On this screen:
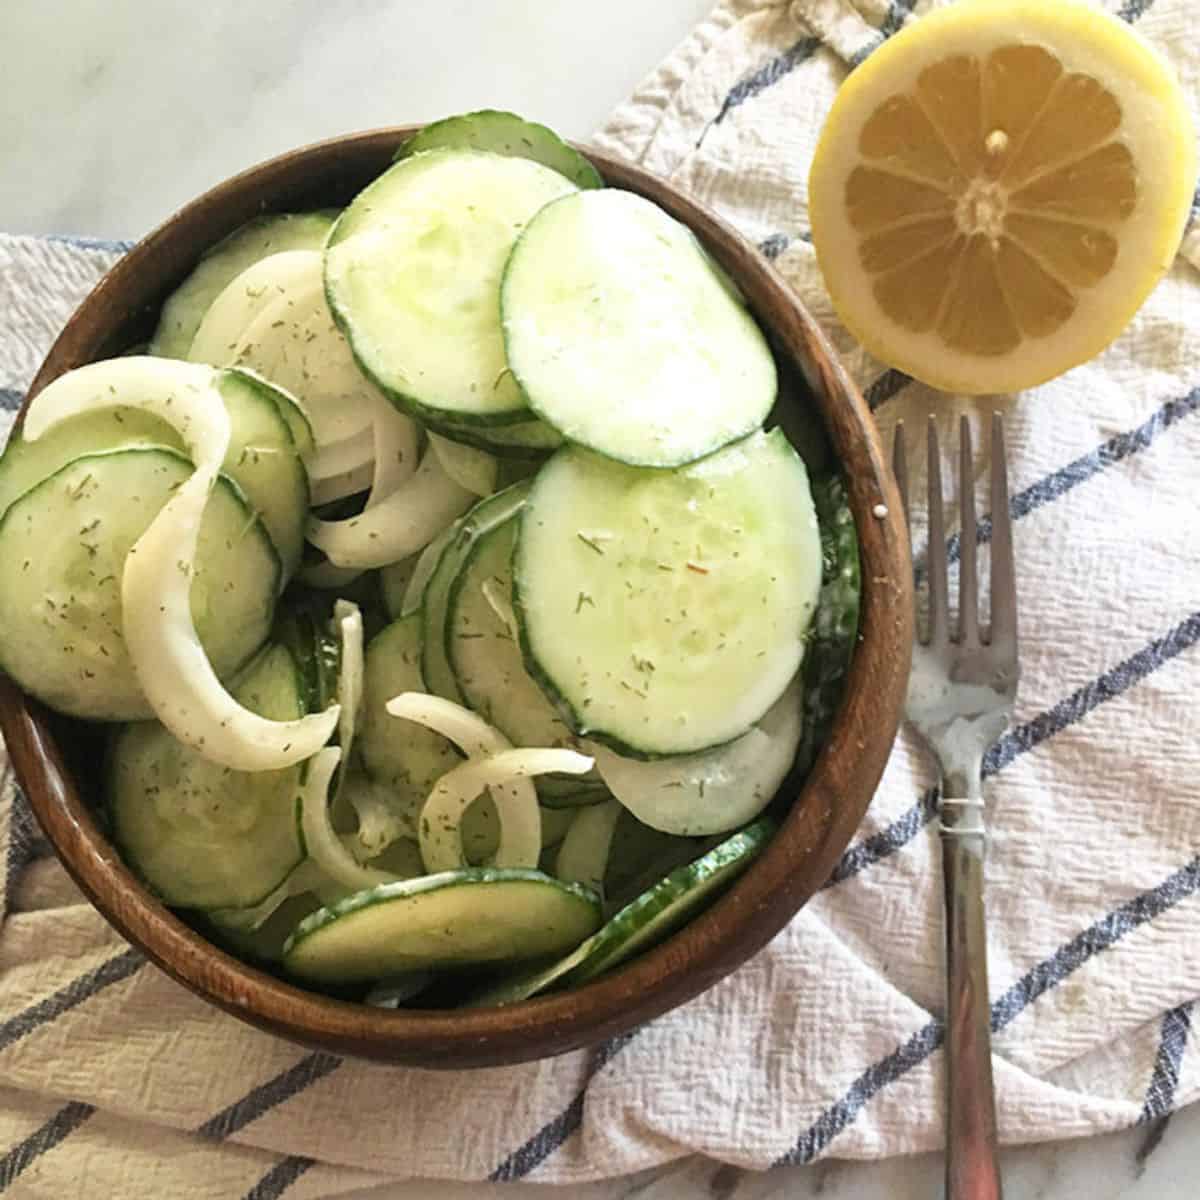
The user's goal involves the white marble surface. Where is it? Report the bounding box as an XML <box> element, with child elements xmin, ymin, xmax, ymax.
<box><xmin>0</xmin><ymin>0</ymin><xmax>712</xmax><ymax>240</ymax></box>
<box><xmin>1</xmin><ymin>1</ymin><xmax>1196</xmax><ymax>1195</ymax></box>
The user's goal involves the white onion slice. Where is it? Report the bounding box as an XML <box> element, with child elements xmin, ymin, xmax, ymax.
<box><xmin>308</xmin><ymin>460</ymin><xmax>375</xmax><ymax>507</ymax></box>
<box><xmin>25</xmin><ymin>357</ymin><xmax>340</xmax><ymax>772</ymax></box>
<box><xmin>224</xmin><ymin>252</ymin><xmax>375</xmax><ymax>447</ymax></box>
<box><xmin>313</xmin><ymin>604</ymin><xmax>418</xmax><ymax>880</ymax></box>
<box><xmin>419</xmin><ymin>747</ymin><xmax>592</xmax><ymax>873</ymax></box>
<box><xmin>308</xmin><ymin>426</ymin><xmax>375</xmax><ymax>505</ymax></box>
<box><xmin>310</xmin><ymin>392</ymin><xmax>418</xmax><ymax>509</ymax></box>
<box><xmin>303</xmin><ymin>639</ymin><xmax>402</xmax><ymax>888</ymax></box>
<box><xmin>341</xmin><ymin>771</ymin><xmax>413</xmax><ymax>857</ymax></box>
<box><xmin>428</xmin><ymin>432</ymin><xmax>498</xmax><ymax>497</ymax></box>
<box><xmin>588</xmin><ymin>672</ymin><xmax>804</xmax><ymax>836</ymax></box>
<box><xmin>385</xmin><ymin>691</ymin><xmax>507</xmax><ymax>758</ymax></box>
<box><xmin>370</xmin><ymin>394</ymin><xmax>420</xmax><ymax>498</ymax></box>
<box><xmin>554</xmin><ymin>799</ymin><xmax>621</xmax><ymax>892</ymax></box>
<box><xmin>333</xmin><ymin>600</ymin><xmax>364</xmax><ymax>754</ymax></box>
<box><xmin>209</xmin><ymin>859</ymin><xmax>331</xmax><ymax>932</ymax></box>
<box><xmin>187</xmin><ymin>251</ymin><xmax>323</xmax><ymax>367</ymax></box>
<box><xmin>301</xmin><ymin>398</ymin><xmax>420</xmax><ymax>585</ymax></box>
<box><xmin>307</xmin><ymin>447</ymin><xmax>475</xmax><ymax>569</ymax></box>
<box><xmin>22</xmin><ymin>357</ymin><xmax>218</xmax><ymax>441</ymax></box>
<box><xmin>299</xmin><ymin>747</ymin><xmax>396</xmax><ymax>891</ymax></box>
<box><xmin>365</xmin><ymin>973</ymin><xmax>434</xmax><ymax>1008</ymax></box>
<box><xmin>481</xmin><ymin>578</ymin><xmax>519</xmax><ymax>642</ymax></box>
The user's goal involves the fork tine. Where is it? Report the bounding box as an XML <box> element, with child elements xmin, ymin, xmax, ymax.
<box><xmin>957</xmin><ymin>416</ymin><xmax>979</xmax><ymax>645</ymax></box>
<box><xmin>926</xmin><ymin>417</ymin><xmax>950</xmax><ymax>645</ymax></box>
<box><xmin>989</xmin><ymin>412</ymin><xmax>1018</xmax><ymax>647</ymax></box>
<box><xmin>892</xmin><ymin>422</ymin><xmax>909</xmax><ymax>529</ymax></box>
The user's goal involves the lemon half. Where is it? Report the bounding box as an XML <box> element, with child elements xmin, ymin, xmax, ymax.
<box><xmin>808</xmin><ymin>0</ymin><xmax>1196</xmax><ymax>394</ymax></box>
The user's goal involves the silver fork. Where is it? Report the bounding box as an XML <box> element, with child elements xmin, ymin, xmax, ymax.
<box><xmin>893</xmin><ymin>413</ymin><xmax>1019</xmax><ymax>1200</ymax></box>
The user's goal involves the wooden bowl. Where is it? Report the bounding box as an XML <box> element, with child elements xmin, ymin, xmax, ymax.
<box><xmin>0</xmin><ymin>129</ymin><xmax>913</xmax><ymax>1067</ymax></box>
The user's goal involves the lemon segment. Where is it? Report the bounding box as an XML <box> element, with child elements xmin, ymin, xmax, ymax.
<box><xmin>809</xmin><ymin>0</ymin><xmax>1197</xmax><ymax>394</ymax></box>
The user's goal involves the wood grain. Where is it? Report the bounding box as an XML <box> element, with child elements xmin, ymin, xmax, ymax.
<box><xmin>0</xmin><ymin>129</ymin><xmax>913</xmax><ymax>1067</ymax></box>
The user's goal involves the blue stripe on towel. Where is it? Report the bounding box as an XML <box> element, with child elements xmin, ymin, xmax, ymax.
<box><xmin>3</xmin><ymin>787</ymin><xmax>39</xmax><ymax>919</ymax></box>
<box><xmin>0</xmin><ymin>1101</ymin><xmax>96</xmax><ymax>1191</ymax></box>
<box><xmin>241</xmin><ymin>1154</ymin><xmax>316</xmax><ymax>1200</ymax></box>
<box><xmin>43</xmin><ymin>234</ymin><xmax>134</xmax><ymax>254</ymax></box>
<box><xmin>488</xmin><ymin>1030</ymin><xmax>639</xmax><ymax>1182</ymax></box>
<box><xmin>194</xmin><ymin>1053</ymin><xmax>342</xmax><ymax>1141</ymax></box>
<box><xmin>777</xmin><ymin>854</ymin><xmax>1200</xmax><ymax>1166</ymax></box>
<box><xmin>1135</xmin><ymin>1001</ymin><xmax>1193</xmax><ymax>1167</ymax></box>
<box><xmin>0</xmin><ymin>948</ymin><xmax>144</xmax><ymax>1053</ymax></box>
<box><xmin>1140</xmin><ymin>1002</ymin><xmax>1194</xmax><ymax>1123</ymax></box>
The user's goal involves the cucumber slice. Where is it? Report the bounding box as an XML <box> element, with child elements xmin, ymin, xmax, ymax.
<box><xmin>540</xmin><ymin>805</ymin><xmax>576</xmax><ymax>849</ymax></box>
<box><xmin>501</xmin><ymin>189</ymin><xmax>777</xmax><ymax>467</ymax></box>
<box><xmin>471</xmin><ymin>818</ymin><xmax>773</xmax><ymax>1005</ymax></box>
<box><xmin>0</xmin><ymin>447</ymin><xmax>278</xmax><ymax>720</ymax></box>
<box><xmin>396</xmin><ymin>523</ymin><xmax>457</xmax><ymax>618</ymax></box>
<box><xmin>398</xmin><ymin>110</ymin><xmax>603</xmax><ymax>190</ymax></box>
<box><xmin>0</xmin><ymin>365</ymin><xmax>308</xmax><ymax>579</ymax></box>
<box><xmin>794</xmin><ymin>475</ymin><xmax>861</xmax><ymax>777</ymax></box>
<box><xmin>273</xmin><ymin>599</ymin><xmax>341</xmax><ymax>716</ymax></box>
<box><xmin>298</xmin><ymin>558</ymin><xmax>364</xmax><ymax>591</ymax></box>
<box><xmin>0</xmin><ymin>406</ymin><xmax>165</xmax><ymax>520</ymax></box>
<box><xmin>447</xmin><ymin>516</ymin><xmax>603</xmax><ymax>800</ymax></box>
<box><xmin>449</xmin><ymin>517</ymin><xmax>572</xmax><ymax>745</ymax></box>
<box><xmin>588</xmin><ymin>670</ymin><xmax>803</xmax><ymax>836</ymax></box>
<box><xmin>378</xmin><ymin>553</ymin><xmax>419</xmax><ymax>619</ymax></box>
<box><xmin>425</xmin><ymin>417</ymin><xmax>563</xmax><ymax>460</ymax></box>
<box><xmin>514</xmin><ymin>430</ymin><xmax>822</xmax><ymax>757</ymax></box>
<box><xmin>215</xmin><ymin>369</ymin><xmax>309</xmax><ymax>580</ymax></box>
<box><xmin>359</xmin><ymin>614</ymin><xmax>458</xmax><ymax>832</ymax></box>
<box><xmin>268</xmin><ymin>386</ymin><xmax>316</xmax><ymax>460</ymax></box>
<box><xmin>427</xmin><ymin>433</ymin><xmax>497</xmax><ymax>497</ymax></box>
<box><xmin>109</xmin><ymin>644</ymin><xmax>306</xmax><ymax>910</ymax></box>
<box><xmin>554</xmin><ymin>799</ymin><xmax>621</xmax><ymax>893</ymax></box>
<box><xmin>150</xmin><ymin>211</ymin><xmax>338</xmax><ymax>359</ymax></box>
<box><xmin>324</xmin><ymin>149</ymin><xmax>577</xmax><ymax>427</ymax></box>
<box><xmin>421</xmin><ymin>481</ymin><xmax>530</xmax><ymax>705</ymax></box>
<box><xmin>282</xmin><ymin>868</ymin><xmax>602</xmax><ymax>983</ymax></box>
<box><xmin>603</xmin><ymin>809</ymin><xmax>707</xmax><ymax>910</ymax></box>
<box><xmin>536</xmin><ymin>782</ymin><xmax>612</xmax><ymax>810</ymax></box>
<box><xmin>21</xmin><ymin>362</ymin><xmax>334</xmax><ymax>772</ymax></box>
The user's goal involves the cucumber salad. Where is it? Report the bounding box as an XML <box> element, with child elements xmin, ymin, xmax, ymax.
<box><xmin>0</xmin><ymin>111</ymin><xmax>860</xmax><ymax>1007</ymax></box>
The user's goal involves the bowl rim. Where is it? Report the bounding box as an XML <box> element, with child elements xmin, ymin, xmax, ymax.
<box><xmin>0</xmin><ymin>127</ymin><xmax>913</xmax><ymax>1067</ymax></box>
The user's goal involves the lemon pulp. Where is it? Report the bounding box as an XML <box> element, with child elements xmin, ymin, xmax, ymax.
<box><xmin>809</xmin><ymin>0</ymin><xmax>1196</xmax><ymax>393</ymax></box>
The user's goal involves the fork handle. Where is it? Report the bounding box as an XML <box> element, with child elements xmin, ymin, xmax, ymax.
<box><xmin>941</xmin><ymin>801</ymin><xmax>1002</xmax><ymax>1200</ymax></box>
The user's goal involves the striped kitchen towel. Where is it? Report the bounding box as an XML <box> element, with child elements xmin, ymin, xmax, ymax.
<box><xmin>3</xmin><ymin>0</ymin><xmax>1200</xmax><ymax>1194</ymax></box>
